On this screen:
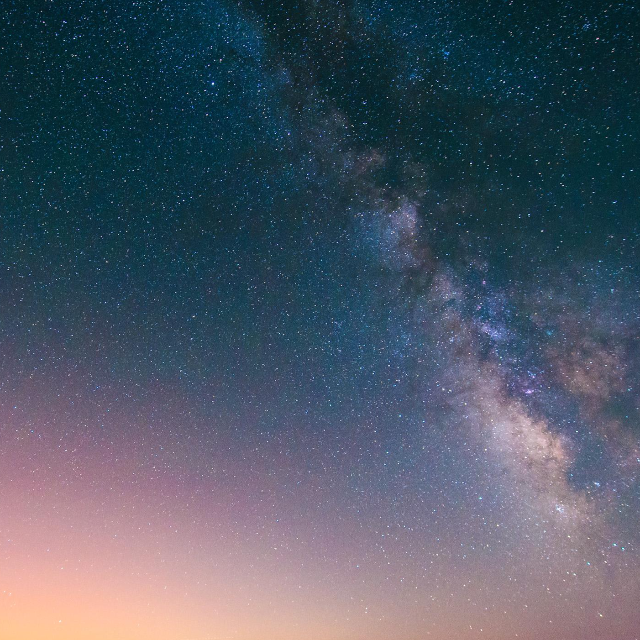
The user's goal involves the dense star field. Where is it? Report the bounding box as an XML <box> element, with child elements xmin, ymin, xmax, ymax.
<box><xmin>1</xmin><ymin>1</ymin><xmax>640</xmax><ymax>639</ymax></box>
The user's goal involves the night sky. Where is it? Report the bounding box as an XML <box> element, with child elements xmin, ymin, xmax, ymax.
<box><xmin>1</xmin><ymin>1</ymin><xmax>640</xmax><ymax>639</ymax></box>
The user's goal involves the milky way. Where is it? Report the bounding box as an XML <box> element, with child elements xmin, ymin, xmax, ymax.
<box><xmin>1</xmin><ymin>1</ymin><xmax>639</xmax><ymax>639</ymax></box>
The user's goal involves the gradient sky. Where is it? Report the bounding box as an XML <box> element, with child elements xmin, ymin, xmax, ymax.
<box><xmin>1</xmin><ymin>1</ymin><xmax>640</xmax><ymax>639</ymax></box>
